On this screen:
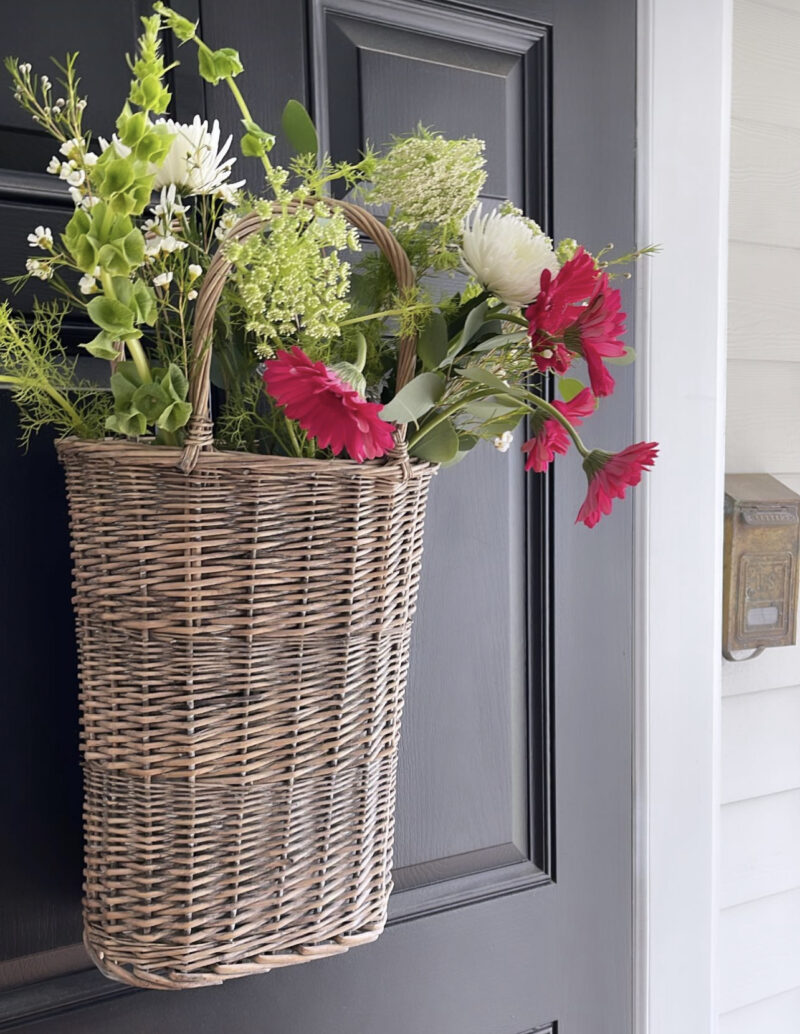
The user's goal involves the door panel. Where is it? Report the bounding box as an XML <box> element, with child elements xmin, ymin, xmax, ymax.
<box><xmin>0</xmin><ymin>1</ymin><xmax>636</xmax><ymax>1031</ymax></box>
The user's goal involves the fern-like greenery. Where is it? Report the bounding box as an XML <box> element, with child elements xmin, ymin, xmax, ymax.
<box><xmin>0</xmin><ymin>301</ymin><xmax>109</xmax><ymax>447</ymax></box>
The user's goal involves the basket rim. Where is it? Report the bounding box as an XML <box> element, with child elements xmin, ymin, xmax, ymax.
<box><xmin>55</xmin><ymin>435</ymin><xmax>437</xmax><ymax>481</ymax></box>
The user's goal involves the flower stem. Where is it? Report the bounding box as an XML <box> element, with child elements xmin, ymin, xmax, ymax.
<box><xmin>340</xmin><ymin>305</ymin><xmax>430</xmax><ymax>327</ymax></box>
<box><xmin>521</xmin><ymin>390</ymin><xmax>589</xmax><ymax>456</ymax></box>
<box><xmin>223</xmin><ymin>74</ymin><xmax>274</xmax><ymax>172</ymax></box>
<box><xmin>285</xmin><ymin>418</ymin><xmax>303</xmax><ymax>457</ymax></box>
<box><xmin>98</xmin><ymin>270</ymin><xmax>151</xmax><ymax>383</ymax></box>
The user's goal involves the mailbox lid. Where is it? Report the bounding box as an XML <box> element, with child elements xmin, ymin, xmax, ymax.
<box><xmin>725</xmin><ymin>473</ymin><xmax>800</xmax><ymax>509</ymax></box>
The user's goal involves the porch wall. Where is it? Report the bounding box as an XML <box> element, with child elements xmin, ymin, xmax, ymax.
<box><xmin>721</xmin><ymin>0</ymin><xmax>800</xmax><ymax>1028</ymax></box>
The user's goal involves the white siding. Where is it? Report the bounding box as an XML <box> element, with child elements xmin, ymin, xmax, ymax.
<box><xmin>721</xmin><ymin>0</ymin><xmax>800</xmax><ymax>1028</ymax></box>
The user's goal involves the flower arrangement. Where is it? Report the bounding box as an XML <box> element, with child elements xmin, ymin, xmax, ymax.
<box><xmin>1</xmin><ymin>3</ymin><xmax>657</xmax><ymax>527</ymax></box>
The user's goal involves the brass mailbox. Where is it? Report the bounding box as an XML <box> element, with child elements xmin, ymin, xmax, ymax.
<box><xmin>723</xmin><ymin>474</ymin><xmax>800</xmax><ymax>659</ymax></box>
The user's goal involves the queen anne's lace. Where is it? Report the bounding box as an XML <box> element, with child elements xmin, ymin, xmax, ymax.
<box><xmin>369</xmin><ymin>132</ymin><xmax>486</xmax><ymax>230</ymax></box>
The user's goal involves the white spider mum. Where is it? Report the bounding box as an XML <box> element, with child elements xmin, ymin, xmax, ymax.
<box><xmin>153</xmin><ymin>116</ymin><xmax>245</xmax><ymax>196</ymax></box>
<box><xmin>460</xmin><ymin>204</ymin><xmax>559</xmax><ymax>308</ymax></box>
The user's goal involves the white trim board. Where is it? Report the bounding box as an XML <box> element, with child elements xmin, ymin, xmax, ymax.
<box><xmin>635</xmin><ymin>1</ymin><xmax>730</xmax><ymax>1032</ymax></box>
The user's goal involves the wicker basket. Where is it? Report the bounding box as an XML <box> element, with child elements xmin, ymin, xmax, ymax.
<box><xmin>57</xmin><ymin>201</ymin><xmax>436</xmax><ymax>990</ymax></box>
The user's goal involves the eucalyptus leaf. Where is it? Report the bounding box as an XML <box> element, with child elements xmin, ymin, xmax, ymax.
<box><xmin>380</xmin><ymin>372</ymin><xmax>446</xmax><ymax>424</ymax></box>
<box><xmin>469</xmin><ymin>330</ymin><xmax>528</xmax><ymax>354</ymax></box>
<box><xmin>464</xmin><ymin>398</ymin><xmax>526</xmax><ymax>422</ymax></box>
<box><xmin>605</xmin><ymin>346</ymin><xmax>637</xmax><ymax>366</ymax></box>
<box><xmin>281</xmin><ymin>99</ymin><xmax>319</xmax><ymax>157</ymax></box>
<box><xmin>480</xmin><ymin>412</ymin><xmax>526</xmax><ymax>436</ymax></box>
<box><xmin>459</xmin><ymin>300</ymin><xmax>488</xmax><ymax>350</ymax></box>
<box><xmin>418</xmin><ymin>312</ymin><xmax>449</xmax><ymax>370</ymax></box>
<box><xmin>409</xmin><ymin>418</ymin><xmax>459</xmax><ymax>464</ymax></box>
<box><xmin>558</xmin><ymin>377</ymin><xmax>586</xmax><ymax>402</ymax></box>
<box><xmin>458</xmin><ymin>366</ymin><xmax>528</xmax><ymax>402</ymax></box>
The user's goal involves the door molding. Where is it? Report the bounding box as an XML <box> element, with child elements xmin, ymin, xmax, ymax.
<box><xmin>634</xmin><ymin>1</ymin><xmax>731</xmax><ymax>1032</ymax></box>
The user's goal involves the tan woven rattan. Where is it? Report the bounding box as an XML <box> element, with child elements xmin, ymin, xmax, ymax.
<box><xmin>57</xmin><ymin>201</ymin><xmax>435</xmax><ymax>990</ymax></box>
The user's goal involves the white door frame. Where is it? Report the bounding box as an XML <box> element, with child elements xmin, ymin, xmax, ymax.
<box><xmin>635</xmin><ymin>1</ymin><xmax>731</xmax><ymax>1032</ymax></box>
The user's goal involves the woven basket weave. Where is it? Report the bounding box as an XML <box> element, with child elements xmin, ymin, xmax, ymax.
<box><xmin>57</xmin><ymin>200</ymin><xmax>435</xmax><ymax>990</ymax></box>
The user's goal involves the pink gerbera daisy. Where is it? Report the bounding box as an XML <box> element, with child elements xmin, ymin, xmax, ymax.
<box><xmin>262</xmin><ymin>346</ymin><xmax>396</xmax><ymax>462</ymax></box>
<box><xmin>576</xmin><ymin>441</ymin><xmax>659</xmax><ymax>528</ymax></box>
<box><xmin>521</xmin><ymin>387</ymin><xmax>597</xmax><ymax>473</ymax></box>
<box><xmin>567</xmin><ymin>272</ymin><xmax>627</xmax><ymax>397</ymax></box>
<box><xmin>525</xmin><ymin>247</ymin><xmax>600</xmax><ymax>374</ymax></box>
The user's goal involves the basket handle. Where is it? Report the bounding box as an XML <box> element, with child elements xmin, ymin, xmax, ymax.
<box><xmin>177</xmin><ymin>198</ymin><xmax>418</xmax><ymax>474</ymax></box>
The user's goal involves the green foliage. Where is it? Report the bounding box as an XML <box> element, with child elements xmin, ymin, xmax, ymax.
<box><xmin>0</xmin><ymin>302</ymin><xmax>108</xmax><ymax>446</ymax></box>
<box><xmin>197</xmin><ymin>46</ymin><xmax>243</xmax><ymax>85</ymax></box>
<box><xmin>105</xmin><ymin>360</ymin><xmax>191</xmax><ymax>440</ymax></box>
<box><xmin>152</xmin><ymin>2</ymin><xmax>196</xmax><ymax>41</ymax></box>
<box><xmin>409</xmin><ymin>417</ymin><xmax>459</xmax><ymax>463</ymax></box>
<box><xmin>381</xmin><ymin>372</ymin><xmax>445</xmax><ymax>424</ymax></box>
<box><xmin>417</xmin><ymin>312</ymin><xmax>448</xmax><ymax>370</ymax></box>
<box><xmin>281</xmin><ymin>100</ymin><xmax>318</xmax><ymax>157</ymax></box>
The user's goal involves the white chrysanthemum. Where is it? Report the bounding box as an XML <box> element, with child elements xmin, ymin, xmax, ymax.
<box><xmin>153</xmin><ymin>116</ymin><xmax>245</xmax><ymax>196</ymax></box>
<box><xmin>460</xmin><ymin>204</ymin><xmax>559</xmax><ymax>308</ymax></box>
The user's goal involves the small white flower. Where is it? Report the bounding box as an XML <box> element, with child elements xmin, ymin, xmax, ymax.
<box><xmin>215</xmin><ymin>210</ymin><xmax>238</xmax><ymax>241</ymax></box>
<box><xmin>214</xmin><ymin>183</ymin><xmax>240</xmax><ymax>205</ymax></box>
<box><xmin>60</xmin><ymin>138</ymin><xmax>83</xmax><ymax>159</ymax></box>
<box><xmin>58</xmin><ymin>161</ymin><xmax>73</xmax><ymax>180</ymax></box>
<box><xmin>78</xmin><ymin>273</ymin><xmax>98</xmax><ymax>295</ymax></box>
<box><xmin>187</xmin><ymin>263</ymin><xmax>202</xmax><ymax>281</ymax></box>
<box><xmin>68</xmin><ymin>186</ymin><xmax>83</xmax><ymax>207</ymax></box>
<box><xmin>27</xmin><ymin>225</ymin><xmax>53</xmax><ymax>249</ymax></box>
<box><xmin>98</xmin><ymin>135</ymin><xmax>131</xmax><ymax>159</ymax></box>
<box><xmin>160</xmin><ymin>235</ymin><xmax>187</xmax><ymax>253</ymax></box>
<box><xmin>460</xmin><ymin>203</ymin><xmax>559</xmax><ymax>308</ymax></box>
<box><xmin>40</xmin><ymin>75</ymin><xmax>50</xmax><ymax>90</ymax></box>
<box><xmin>66</xmin><ymin>167</ymin><xmax>85</xmax><ymax>188</ymax></box>
<box><xmin>83</xmin><ymin>152</ymin><xmax>98</xmax><ymax>168</ymax></box>
<box><xmin>153</xmin><ymin>271</ymin><xmax>174</xmax><ymax>288</ymax></box>
<box><xmin>76</xmin><ymin>98</ymin><xmax>87</xmax><ymax>112</ymax></box>
<box><xmin>187</xmin><ymin>289</ymin><xmax>198</xmax><ymax>301</ymax></box>
<box><xmin>18</xmin><ymin>63</ymin><xmax>32</xmax><ymax>76</ymax></box>
<box><xmin>55</xmin><ymin>97</ymin><xmax>66</xmax><ymax>108</ymax></box>
<box><xmin>153</xmin><ymin>115</ymin><xmax>245</xmax><ymax>196</ymax></box>
<box><xmin>26</xmin><ymin>257</ymin><xmax>53</xmax><ymax>280</ymax></box>
<box><xmin>494</xmin><ymin>431</ymin><xmax>514</xmax><ymax>453</ymax></box>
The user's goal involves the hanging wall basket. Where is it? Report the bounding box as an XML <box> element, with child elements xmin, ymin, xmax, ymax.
<box><xmin>57</xmin><ymin>201</ymin><xmax>436</xmax><ymax>990</ymax></box>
